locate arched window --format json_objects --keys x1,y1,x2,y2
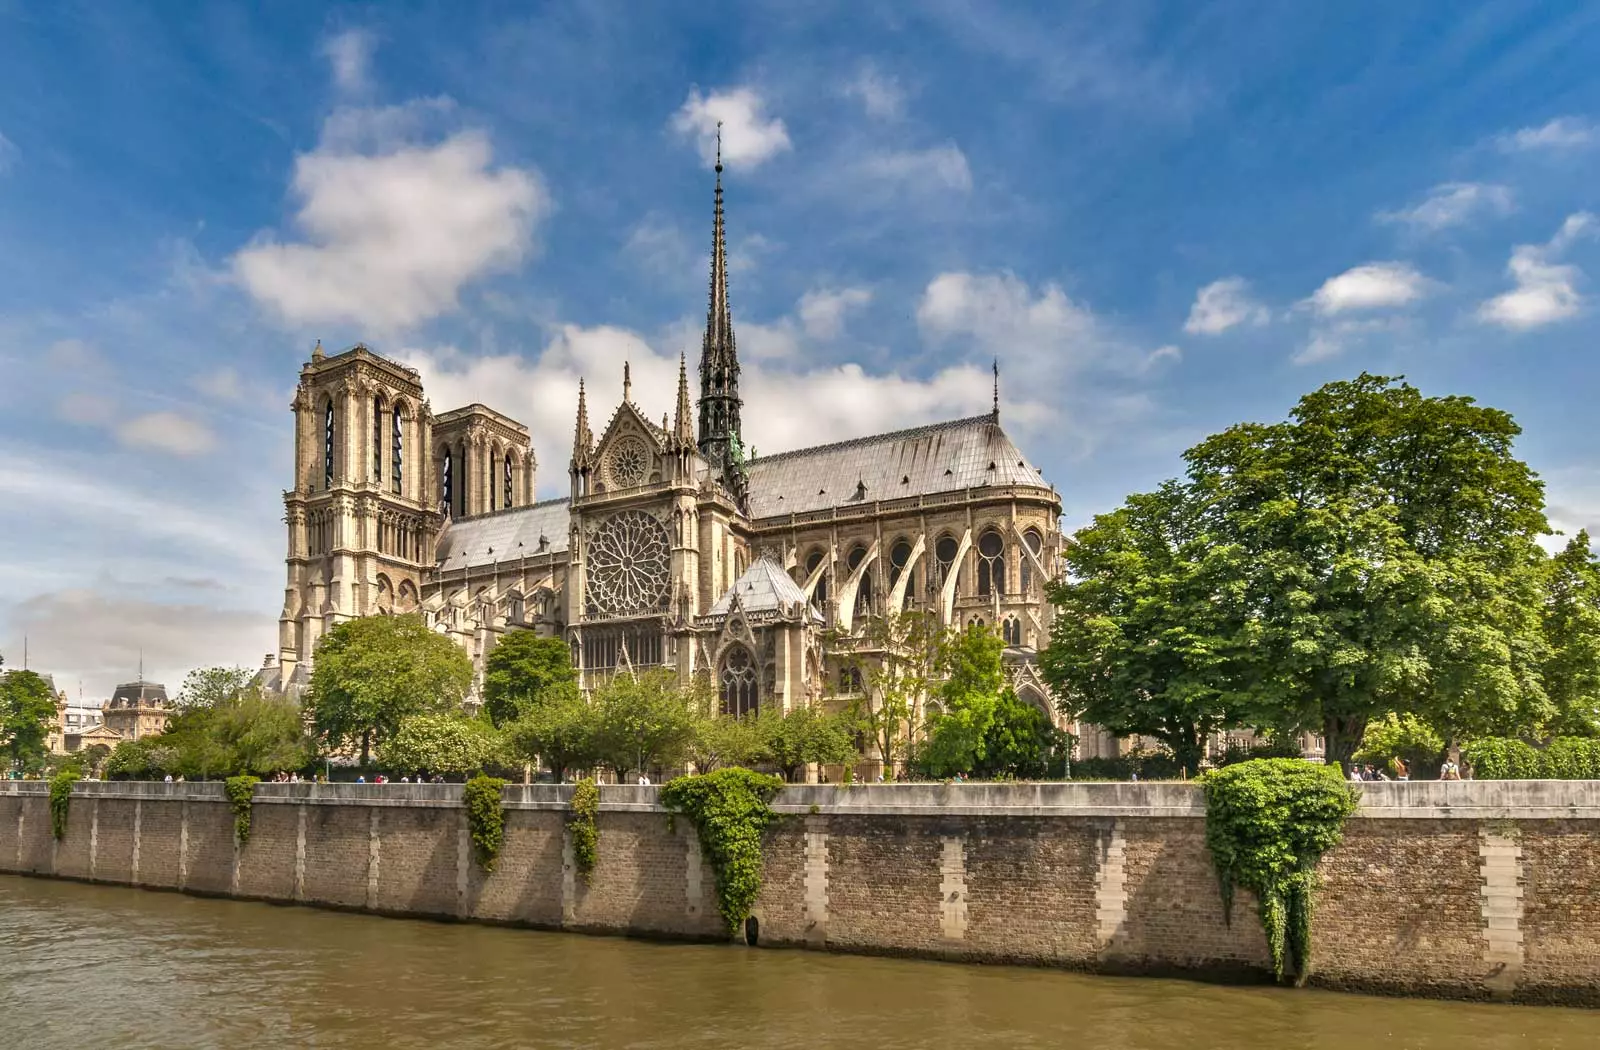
[
  {"x1": 441, "y1": 448, "x2": 454, "y2": 514},
  {"x1": 933, "y1": 535, "x2": 959, "y2": 597},
  {"x1": 392, "y1": 405, "x2": 404, "y2": 495},
  {"x1": 977, "y1": 529, "x2": 1006, "y2": 597},
  {"x1": 805, "y1": 549, "x2": 829, "y2": 604},
  {"x1": 457, "y1": 444, "x2": 469, "y2": 517},
  {"x1": 888, "y1": 539, "x2": 912, "y2": 589},
  {"x1": 323, "y1": 398, "x2": 336, "y2": 489},
  {"x1": 504, "y1": 452, "x2": 514, "y2": 509},
  {"x1": 372, "y1": 397, "x2": 385, "y2": 482},
  {"x1": 837, "y1": 665, "x2": 864, "y2": 694},
  {"x1": 1003, "y1": 615, "x2": 1022, "y2": 646},
  {"x1": 719, "y1": 646, "x2": 759, "y2": 717},
  {"x1": 1021, "y1": 528, "x2": 1042, "y2": 595},
  {"x1": 847, "y1": 544, "x2": 873, "y2": 618}
]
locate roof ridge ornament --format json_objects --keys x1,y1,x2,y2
[{"x1": 992, "y1": 357, "x2": 1000, "y2": 420}]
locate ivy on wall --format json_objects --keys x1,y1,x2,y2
[
  {"x1": 463, "y1": 775, "x2": 507, "y2": 872},
  {"x1": 568, "y1": 779, "x2": 600, "y2": 884},
  {"x1": 1202, "y1": 758, "x2": 1359, "y2": 985},
  {"x1": 49, "y1": 768, "x2": 80, "y2": 840},
  {"x1": 659, "y1": 767, "x2": 785, "y2": 933},
  {"x1": 225, "y1": 775, "x2": 260, "y2": 846}
]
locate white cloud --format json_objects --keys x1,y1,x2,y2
[
  {"x1": 917, "y1": 271, "x2": 1102, "y2": 377},
  {"x1": 232, "y1": 101, "x2": 548, "y2": 330},
  {"x1": 192, "y1": 367, "x2": 246, "y2": 402},
  {"x1": 1377, "y1": 182, "x2": 1514, "y2": 232},
  {"x1": 45, "y1": 338, "x2": 111, "y2": 375},
  {"x1": 1293, "y1": 316, "x2": 1410, "y2": 365},
  {"x1": 1141, "y1": 345, "x2": 1182, "y2": 371},
  {"x1": 1184, "y1": 277, "x2": 1269, "y2": 335},
  {"x1": 1497, "y1": 116, "x2": 1598, "y2": 153},
  {"x1": 116, "y1": 412, "x2": 217, "y2": 456},
  {"x1": 861, "y1": 144, "x2": 973, "y2": 194},
  {"x1": 797, "y1": 286, "x2": 872, "y2": 339},
  {"x1": 622, "y1": 215, "x2": 696, "y2": 281},
  {"x1": 57, "y1": 392, "x2": 115, "y2": 425},
  {"x1": 672, "y1": 86, "x2": 792, "y2": 170},
  {"x1": 1478, "y1": 213, "x2": 1596, "y2": 330},
  {"x1": 1308, "y1": 262, "x2": 1433, "y2": 315},
  {"x1": 321, "y1": 28, "x2": 377, "y2": 93},
  {"x1": 843, "y1": 66, "x2": 907, "y2": 119}
]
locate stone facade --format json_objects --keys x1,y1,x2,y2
[{"x1": 6, "y1": 779, "x2": 1600, "y2": 1004}]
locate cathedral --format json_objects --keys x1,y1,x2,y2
[{"x1": 265, "y1": 152, "x2": 1065, "y2": 743}]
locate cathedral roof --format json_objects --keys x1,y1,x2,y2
[
  {"x1": 436, "y1": 497, "x2": 572, "y2": 569},
  {"x1": 743, "y1": 414, "x2": 1050, "y2": 519},
  {"x1": 708, "y1": 555, "x2": 822, "y2": 621}
]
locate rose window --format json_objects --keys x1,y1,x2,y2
[
  {"x1": 605, "y1": 436, "x2": 651, "y2": 489},
  {"x1": 586, "y1": 509, "x2": 671, "y2": 617}
]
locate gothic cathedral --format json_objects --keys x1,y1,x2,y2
[{"x1": 269, "y1": 154, "x2": 1064, "y2": 732}]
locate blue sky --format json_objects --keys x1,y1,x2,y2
[{"x1": 3, "y1": 1, "x2": 1599, "y2": 698}]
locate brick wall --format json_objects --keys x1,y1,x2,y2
[{"x1": 3, "y1": 779, "x2": 1599, "y2": 1004}]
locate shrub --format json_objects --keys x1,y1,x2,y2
[
  {"x1": 1203, "y1": 759, "x2": 1360, "y2": 985},
  {"x1": 659, "y1": 767, "x2": 785, "y2": 933},
  {"x1": 463, "y1": 775, "x2": 507, "y2": 871},
  {"x1": 1462, "y1": 738, "x2": 1546, "y2": 780},
  {"x1": 224, "y1": 775, "x2": 260, "y2": 846},
  {"x1": 49, "y1": 768, "x2": 81, "y2": 840},
  {"x1": 1543, "y1": 738, "x2": 1600, "y2": 780},
  {"x1": 568, "y1": 778, "x2": 600, "y2": 884}
]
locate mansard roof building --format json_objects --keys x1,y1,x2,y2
[{"x1": 273, "y1": 152, "x2": 1065, "y2": 751}]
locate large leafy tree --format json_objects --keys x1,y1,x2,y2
[
  {"x1": 838, "y1": 612, "x2": 948, "y2": 778},
  {"x1": 1, "y1": 660, "x2": 58, "y2": 772},
  {"x1": 209, "y1": 690, "x2": 310, "y2": 774},
  {"x1": 920, "y1": 625, "x2": 1007, "y2": 777},
  {"x1": 481, "y1": 633, "x2": 578, "y2": 728},
  {"x1": 1041, "y1": 482, "x2": 1243, "y2": 776},
  {"x1": 974, "y1": 690, "x2": 1070, "y2": 780},
  {"x1": 306, "y1": 614, "x2": 474, "y2": 764},
  {"x1": 1539, "y1": 531, "x2": 1600, "y2": 736},
  {"x1": 761, "y1": 704, "x2": 858, "y2": 782},
  {"x1": 504, "y1": 681, "x2": 598, "y2": 782},
  {"x1": 593, "y1": 670, "x2": 697, "y2": 778},
  {"x1": 380, "y1": 714, "x2": 504, "y2": 777},
  {"x1": 175, "y1": 666, "x2": 255, "y2": 710},
  {"x1": 1183, "y1": 374, "x2": 1551, "y2": 767}
]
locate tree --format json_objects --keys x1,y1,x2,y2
[
  {"x1": 593, "y1": 670, "x2": 696, "y2": 778},
  {"x1": 505, "y1": 681, "x2": 598, "y2": 782},
  {"x1": 1182, "y1": 374, "x2": 1550, "y2": 769},
  {"x1": 974, "y1": 690, "x2": 1070, "y2": 780},
  {"x1": 839, "y1": 612, "x2": 948, "y2": 779},
  {"x1": 921, "y1": 625, "x2": 1007, "y2": 777},
  {"x1": 379, "y1": 714, "x2": 504, "y2": 778},
  {"x1": 762, "y1": 705, "x2": 857, "y2": 782},
  {"x1": 481, "y1": 633, "x2": 578, "y2": 728},
  {"x1": 209, "y1": 689, "x2": 310, "y2": 774},
  {"x1": 1539, "y1": 532, "x2": 1600, "y2": 737},
  {"x1": 306, "y1": 614, "x2": 474, "y2": 764},
  {"x1": 1041, "y1": 483, "x2": 1242, "y2": 776},
  {"x1": 1, "y1": 665, "x2": 60, "y2": 773},
  {"x1": 175, "y1": 666, "x2": 255, "y2": 710},
  {"x1": 688, "y1": 712, "x2": 771, "y2": 773}
]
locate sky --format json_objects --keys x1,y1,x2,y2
[{"x1": 2, "y1": 1, "x2": 1599, "y2": 699}]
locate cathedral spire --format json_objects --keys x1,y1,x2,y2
[
  {"x1": 573, "y1": 378, "x2": 592, "y2": 463},
  {"x1": 674, "y1": 350, "x2": 694, "y2": 447},
  {"x1": 992, "y1": 358, "x2": 1000, "y2": 420},
  {"x1": 698, "y1": 121, "x2": 744, "y2": 499}
]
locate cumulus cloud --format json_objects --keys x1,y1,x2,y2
[
  {"x1": 672, "y1": 86, "x2": 792, "y2": 170},
  {"x1": 1478, "y1": 213, "x2": 1596, "y2": 330},
  {"x1": 321, "y1": 28, "x2": 376, "y2": 93},
  {"x1": 1497, "y1": 117, "x2": 1598, "y2": 153},
  {"x1": 1307, "y1": 262, "x2": 1433, "y2": 315},
  {"x1": 917, "y1": 271, "x2": 1103, "y2": 379},
  {"x1": 1294, "y1": 316, "x2": 1410, "y2": 366},
  {"x1": 797, "y1": 286, "x2": 872, "y2": 339},
  {"x1": 232, "y1": 100, "x2": 548, "y2": 330},
  {"x1": 860, "y1": 144, "x2": 973, "y2": 194},
  {"x1": 191, "y1": 367, "x2": 246, "y2": 402},
  {"x1": 115, "y1": 412, "x2": 217, "y2": 456},
  {"x1": 843, "y1": 65, "x2": 907, "y2": 119},
  {"x1": 56, "y1": 392, "x2": 115, "y2": 425},
  {"x1": 1377, "y1": 182, "x2": 1514, "y2": 232},
  {"x1": 1184, "y1": 277, "x2": 1269, "y2": 335}
]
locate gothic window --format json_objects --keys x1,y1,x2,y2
[
  {"x1": 584, "y1": 624, "x2": 665, "y2": 674},
  {"x1": 323, "y1": 399, "x2": 335, "y2": 489},
  {"x1": 847, "y1": 544, "x2": 873, "y2": 619},
  {"x1": 1021, "y1": 528, "x2": 1042, "y2": 595},
  {"x1": 888, "y1": 539, "x2": 912, "y2": 589},
  {"x1": 719, "y1": 645, "x2": 759, "y2": 717},
  {"x1": 509, "y1": 591, "x2": 525, "y2": 623},
  {"x1": 806, "y1": 548, "x2": 829, "y2": 604},
  {"x1": 604, "y1": 435, "x2": 650, "y2": 489},
  {"x1": 458, "y1": 445, "x2": 469, "y2": 517},
  {"x1": 441, "y1": 448, "x2": 453, "y2": 514},
  {"x1": 837, "y1": 665, "x2": 864, "y2": 694},
  {"x1": 372, "y1": 397, "x2": 384, "y2": 482},
  {"x1": 585, "y1": 510, "x2": 672, "y2": 618},
  {"x1": 392, "y1": 406, "x2": 404, "y2": 495},
  {"x1": 504, "y1": 452, "x2": 514, "y2": 509},
  {"x1": 933, "y1": 535, "x2": 959, "y2": 597},
  {"x1": 1003, "y1": 615, "x2": 1022, "y2": 646},
  {"x1": 977, "y1": 529, "x2": 1006, "y2": 597}
]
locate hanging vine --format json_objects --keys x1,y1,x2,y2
[
  {"x1": 463, "y1": 775, "x2": 508, "y2": 872},
  {"x1": 659, "y1": 767, "x2": 785, "y2": 933},
  {"x1": 1203, "y1": 758, "x2": 1360, "y2": 985},
  {"x1": 49, "y1": 768, "x2": 81, "y2": 840},
  {"x1": 225, "y1": 775, "x2": 260, "y2": 846},
  {"x1": 568, "y1": 778, "x2": 600, "y2": 884}
]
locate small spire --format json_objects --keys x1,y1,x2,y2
[
  {"x1": 623, "y1": 360, "x2": 632, "y2": 403},
  {"x1": 311, "y1": 338, "x2": 325, "y2": 362},
  {"x1": 573, "y1": 378, "x2": 592, "y2": 463},
  {"x1": 715, "y1": 120, "x2": 723, "y2": 173},
  {"x1": 674, "y1": 351, "x2": 694, "y2": 446},
  {"x1": 992, "y1": 358, "x2": 1000, "y2": 419}
]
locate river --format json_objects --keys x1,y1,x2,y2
[{"x1": 1, "y1": 876, "x2": 1593, "y2": 1049}]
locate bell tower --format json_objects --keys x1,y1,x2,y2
[{"x1": 278, "y1": 342, "x2": 441, "y2": 682}]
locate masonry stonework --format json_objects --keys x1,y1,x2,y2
[{"x1": 4, "y1": 780, "x2": 1599, "y2": 1005}]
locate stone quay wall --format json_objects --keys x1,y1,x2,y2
[{"x1": 3, "y1": 779, "x2": 1598, "y2": 1005}]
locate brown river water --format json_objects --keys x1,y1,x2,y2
[{"x1": 1, "y1": 876, "x2": 1595, "y2": 1049}]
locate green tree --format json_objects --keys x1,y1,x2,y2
[
  {"x1": 838, "y1": 611, "x2": 948, "y2": 779},
  {"x1": 1041, "y1": 483, "x2": 1241, "y2": 776},
  {"x1": 1182, "y1": 374, "x2": 1550, "y2": 769},
  {"x1": 481, "y1": 632, "x2": 578, "y2": 728},
  {"x1": 975, "y1": 689, "x2": 1070, "y2": 780},
  {"x1": 593, "y1": 670, "x2": 696, "y2": 779},
  {"x1": 504, "y1": 681, "x2": 598, "y2": 782},
  {"x1": 1354, "y1": 712, "x2": 1444, "y2": 778},
  {"x1": 210, "y1": 689, "x2": 309, "y2": 774},
  {"x1": 175, "y1": 666, "x2": 255, "y2": 711},
  {"x1": 920, "y1": 625, "x2": 1007, "y2": 777},
  {"x1": 762, "y1": 705, "x2": 857, "y2": 782},
  {"x1": 379, "y1": 714, "x2": 504, "y2": 777},
  {"x1": 0, "y1": 664, "x2": 58, "y2": 773},
  {"x1": 306, "y1": 614, "x2": 474, "y2": 764},
  {"x1": 1539, "y1": 532, "x2": 1600, "y2": 736}
]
